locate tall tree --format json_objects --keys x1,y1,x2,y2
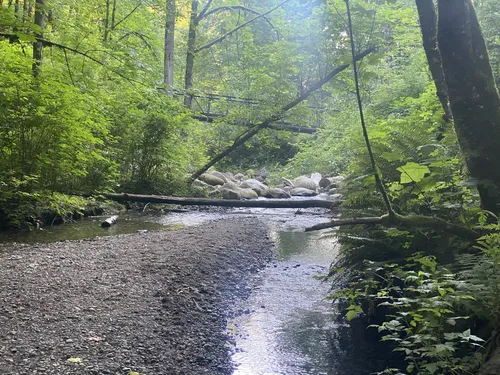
[
  {"x1": 437, "y1": 0, "x2": 500, "y2": 213},
  {"x1": 164, "y1": 0, "x2": 175, "y2": 89},
  {"x1": 184, "y1": 0, "x2": 199, "y2": 107},
  {"x1": 32, "y1": 0, "x2": 45, "y2": 76},
  {"x1": 415, "y1": 0, "x2": 452, "y2": 122}
]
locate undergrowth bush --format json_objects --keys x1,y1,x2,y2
[{"x1": 333, "y1": 254, "x2": 485, "y2": 375}]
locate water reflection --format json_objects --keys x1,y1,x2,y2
[
  {"x1": 0, "y1": 214, "x2": 167, "y2": 244},
  {"x1": 231, "y1": 228, "x2": 344, "y2": 375}
]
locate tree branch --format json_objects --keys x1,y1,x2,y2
[
  {"x1": 0, "y1": 32, "x2": 144, "y2": 85},
  {"x1": 112, "y1": 2, "x2": 142, "y2": 30},
  {"x1": 197, "y1": 0, "x2": 214, "y2": 21},
  {"x1": 305, "y1": 213, "x2": 480, "y2": 241},
  {"x1": 195, "y1": 0, "x2": 290, "y2": 53},
  {"x1": 201, "y1": 6, "x2": 279, "y2": 37}
]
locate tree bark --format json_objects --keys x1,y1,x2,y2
[
  {"x1": 32, "y1": 0, "x2": 45, "y2": 76},
  {"x1": 184, "y1": 0, "x2": 198, "y2": 108},
  {"x1": 96, "y1": 193, "x2": 337, "y2": 209},
  {"x1": 164, "y1": 0, "x2": 176, "y2": 89},
  {"x1": 437, "y1": 0, "x2": 500, "y2": 213},
  {"x1": 415, "y1": 0, "x2": 453, "y2": 122}
]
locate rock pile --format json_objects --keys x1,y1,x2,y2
[{"x1": 191, "y1": 171, "x2": 345, "y2": 202}]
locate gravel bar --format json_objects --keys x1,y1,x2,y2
[{"x1": 0, "y1": 218, "x2": 273, "y2": 375}]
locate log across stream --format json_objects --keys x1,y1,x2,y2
[{"x1": 96, "y1": 192, "x2": 338, "y2": 209}]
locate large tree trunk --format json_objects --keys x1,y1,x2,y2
[
  {"x1": 415, "y1": 0, "x2": 453, "y2": 122},
  {"x1": 437, "y1": 0, "x2": 500, "y2": 213},
  {"x1": 32, "y1": 0, "x2": 45, "y2": 76},
  {"x1": 184, "y1": 0, "x2": 198, "y2": 108},
  {"x1": 164, "y1": 0, "x2": 176, "y2": 89}
]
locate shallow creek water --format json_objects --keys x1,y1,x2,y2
[{"x1": 0, "y1": 205, "x2": 377, "y2": 374}]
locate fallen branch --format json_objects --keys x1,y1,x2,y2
[
  {"x1": 190, "y1": 46, "x2": 375, "y2": 182},
  {"x1": 305, "y1": 213, "x2": 479, "y2": 241},
  {"x1": 96, "y1": 193, "x2": 338, "y2": 209}
]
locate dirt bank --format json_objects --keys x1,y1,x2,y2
[{"x1": 0, "y1": 218, "x2": 273, "y2": 375}]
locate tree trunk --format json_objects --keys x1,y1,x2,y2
[
  {"x1": 95, "y1": 193, "x2": 337, "y2": 209},
  {"x1": 164, "y1": 0, "x2": 175, "y2": 89},
  {"x1": 184, "y1": 0, "x2": 198, "y2": 108},
  {"x1": 415, "y1": 0, "x2": 453, "y2": 122},
  {"x1": 437, "y1": 0, "x2": 500, "y2": 213},
  {"x1": 32, "y1": 0, "x2": 45, "y2": 76},
  {"x1": 104, "y1": 0, "x2": 110, "y2": 41}
]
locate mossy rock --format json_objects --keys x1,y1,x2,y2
[{"x1": 199, "y1": 173, "x2": 225, "y2": 186}]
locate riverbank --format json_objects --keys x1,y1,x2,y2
[{"x1": 0, "y1": 218, "x2": 273, "y2": 374}]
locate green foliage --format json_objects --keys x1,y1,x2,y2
[{"x1": 333, "y1": 254, "x2": 484, "y2": 375}]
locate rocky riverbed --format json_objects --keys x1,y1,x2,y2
[{"x1": 0, "y1": 218, "x2": 273, "y2": 375}]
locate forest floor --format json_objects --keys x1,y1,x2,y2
[{"x1": 0, "y1": 218, "x2": 274, "y2": 375}]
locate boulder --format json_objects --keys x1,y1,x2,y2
[
  {"x1": 328, "y1": 176, "x2": 345, "y2": 188},
  {"x1": 262, "y1": 188, "x2": 291, "y2": 199},
  {"x1": 223, "y1": 172, "x2": 239, "y2": 183},
  {"x1": 222, "y1": 182, "x2": 240, "y2": 191},
  {"x1": 289, "y1": 187, "x2": 317, "y2": 197},
  {"x1": 240, "y1": 179, "x2": 268, "y2": 195},
  {"x1": 220, "y1": 187, "x2": 241, "y2": 200},
  {"x1": 234, "y1": 173, "x2": 245, "y2": 181},
  {"x1": 293, "y1": 176, "x2": 317, "y2": 191},
  {"x1": 209, "y1": 171, "x2": 229, "y2": 183},
  {"x1": 310, "y1": 172, "x2": 322, "y2": 184},
  {"x1": 319, "y1": 177, "x2": 331, "y2": 191},
  {"x1": 239, "y1": 188, "x2": 259, "y2": 199},
  {"x1": 199, "y1": 173, "x2": 225, "y2": 186}
]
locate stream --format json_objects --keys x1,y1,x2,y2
[{"x1": 0, "y1": 204, "x2": 381, "y2": 374}]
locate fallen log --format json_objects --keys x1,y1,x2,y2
[
  {"x1": 99, "y1": 193, "x2": 338, "y2": 209},
  {"x1": 101, "y1": 215, "x2": 118, "y2": 227},
  {"x1": 304, "y1": 213, "x2": 479, "y2": 240}
]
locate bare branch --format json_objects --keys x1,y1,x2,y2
[
  {"x1": 113, "y1": 2, "x2": 142, "y2": 30},
  {"x1": 200, "y1": 5, "x2": 279, "y2": 37},
  {"x1": 195, "y1": 0, "x2": 290, "y2": 53},
  {"x1": 197, "y1": 0, "x2": 214, "y2": 21}
]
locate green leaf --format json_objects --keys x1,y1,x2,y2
[
  {"x1": 345, "y1": 310, "x2": 359, "y2": 321},
  {"x1": 397, "y1": 162, "x2": 430, "y2": 183},
  {"x1": 67, "y1": 357, "x2": 82, "y2": 363}
]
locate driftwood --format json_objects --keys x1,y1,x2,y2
[
  {"x1": 190, "y1": 47, "x2": 376, "y2": 182},
  {"x1": 99, "y1": 193, "x2": 338, "y2": 209},
  {"x1": 101, "y1": 215, "x2": 119, "y2": 227}
]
